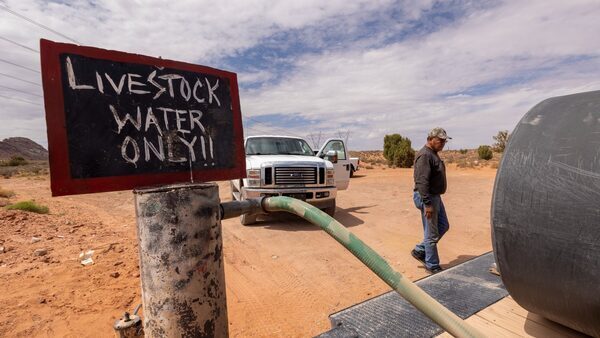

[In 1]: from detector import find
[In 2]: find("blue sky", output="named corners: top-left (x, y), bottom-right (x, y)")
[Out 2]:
top-left (1, 0), bottom-right (600, 150)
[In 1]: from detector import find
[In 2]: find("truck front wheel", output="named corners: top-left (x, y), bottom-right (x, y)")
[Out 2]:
top-left (322, 199), bottom-right (336, 217)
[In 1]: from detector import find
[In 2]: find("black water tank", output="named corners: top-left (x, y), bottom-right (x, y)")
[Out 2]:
top-left (492, 90), bottom-right (600, 337)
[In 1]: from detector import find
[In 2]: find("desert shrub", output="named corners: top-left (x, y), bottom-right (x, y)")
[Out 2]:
top-left (8, 156), bottom-right (28, 166)
top-left (383, 134), bottom-right (415, 168)
top-left (492, 130), bottom-right (510, 152)
top-left (456, 159), bottom-right (475, 168)
top-left (0, 168), bottom-right (15, 178)
top-left (478, 145), bottom-right (493, 160)
top-left (365, 165), bottom-right (374, 169)
top-left (459, 149), bottom-right (468, 154)
top-left (1, 156), bottom-right (28, 167)
top-left (5, 200), bottom-right (49, 214)
top-left (0, 160), bottom-right (49, 178)
top-left (372, 158), bottom-right (387, 165)
top-left (0, 188), bottom-right (15, 198)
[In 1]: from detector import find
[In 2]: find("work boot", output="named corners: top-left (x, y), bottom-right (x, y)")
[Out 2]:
top-left (425, 266), bottom-right (443, 274)
top-left (411, 249), bottom-right (425, 265)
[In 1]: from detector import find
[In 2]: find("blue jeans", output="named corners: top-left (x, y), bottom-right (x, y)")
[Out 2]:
top-left (413, 191), bottom-right (450, 269)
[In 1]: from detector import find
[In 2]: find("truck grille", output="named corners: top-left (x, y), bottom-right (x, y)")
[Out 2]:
top-left (274, 167), bottom-right (317, 185)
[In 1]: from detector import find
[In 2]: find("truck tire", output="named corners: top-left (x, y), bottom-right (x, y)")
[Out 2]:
top-left (322, 199), bottom-right (336, 217)
top-left (350, 166), bottom-right (355, 178)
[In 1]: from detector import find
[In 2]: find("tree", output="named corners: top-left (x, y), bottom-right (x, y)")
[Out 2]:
top-left (307, 132), bottom-right (323, 149)
top-left (492, 130), bottom-right (509, 153)
top-left (336, 129), bottom-right (350, 147)
top-left (478, 145), bottom-right (493, 160)
top-left (383, 134), bottom-right (415, 168)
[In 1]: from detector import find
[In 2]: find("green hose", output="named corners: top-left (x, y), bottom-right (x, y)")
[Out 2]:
top-left (262, 196), bottom-right (486, 338)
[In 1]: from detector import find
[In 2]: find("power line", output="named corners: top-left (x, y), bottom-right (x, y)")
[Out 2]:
top-left (0, 4), bottom-right (81, 44)
top-left (0, 57), bottom-right (40, 73)
top-left (0, 84), bottom-right (42, 97)
top-left (0, 35), bottom-right (39, 53)
top-left (0, 93), bottom-right (42, 106)
top-left (243, 125), bottom-right (273, 136)
top-left (244, 116), bottom-right (303, 138)
top-left (0, 72), bottom-right (40, 86)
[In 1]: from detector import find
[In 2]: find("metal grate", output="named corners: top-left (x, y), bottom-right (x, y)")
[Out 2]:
top-left (275, 167), bottom-right (317, 185)
top-left (317, 252), bottom-right (507, 338)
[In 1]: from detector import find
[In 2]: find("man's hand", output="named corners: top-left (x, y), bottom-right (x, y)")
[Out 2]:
top-left (424, 205), bottom-right (433, 219)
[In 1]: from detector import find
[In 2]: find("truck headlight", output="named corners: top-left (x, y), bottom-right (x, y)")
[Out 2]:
top-left (247, 169), bottom-right (261, 187)
top-left (326, 168), bottom-right (335, 186)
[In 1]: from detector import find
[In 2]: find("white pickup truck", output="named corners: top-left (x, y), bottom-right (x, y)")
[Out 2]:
top-left (230, 135), bottom-right (351, 225)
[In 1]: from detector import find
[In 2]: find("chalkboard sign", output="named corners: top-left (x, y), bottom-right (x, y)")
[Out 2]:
top-left (40, 39), bottom-right (245, 196)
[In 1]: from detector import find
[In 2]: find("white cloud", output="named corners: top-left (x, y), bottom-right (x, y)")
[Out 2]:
top-left (237, 70), bottom-right (275, 86)
top-left (241, 0), bottom-right (600, 149)
top-left (1, 0), bottom-right (599, 150)
top-left (0, 0), bottom-right (396, 146)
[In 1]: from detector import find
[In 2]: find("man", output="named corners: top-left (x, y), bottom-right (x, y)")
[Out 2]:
top-left (411, 127), bottom-right (451, 274)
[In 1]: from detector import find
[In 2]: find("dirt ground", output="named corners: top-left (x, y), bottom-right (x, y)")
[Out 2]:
top-left (0, 165), bottom-right (497, 337)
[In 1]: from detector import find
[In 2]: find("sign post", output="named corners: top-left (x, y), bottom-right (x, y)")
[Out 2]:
top-left (40, 39), bottom-right (244, 337)
top-left (134, 183), bottom-right (226, 337)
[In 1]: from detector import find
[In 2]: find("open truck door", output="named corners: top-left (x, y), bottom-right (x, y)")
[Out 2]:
top-left (317, 138), bottom-right (350, 190)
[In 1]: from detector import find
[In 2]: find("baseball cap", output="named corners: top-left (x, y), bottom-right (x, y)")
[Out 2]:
top-left (428, 127), bottom-right (452, 140)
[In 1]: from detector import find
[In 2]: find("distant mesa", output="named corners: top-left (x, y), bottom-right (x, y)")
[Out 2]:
top-left (0, 137), bottom-right (48, 160)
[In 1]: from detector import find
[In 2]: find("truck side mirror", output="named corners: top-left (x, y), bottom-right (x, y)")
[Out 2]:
top-left (325, 150), bottom-right (338, 163)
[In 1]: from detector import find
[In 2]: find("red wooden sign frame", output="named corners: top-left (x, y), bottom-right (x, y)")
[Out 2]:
top-left (40, 39), bottom-right (245, 196)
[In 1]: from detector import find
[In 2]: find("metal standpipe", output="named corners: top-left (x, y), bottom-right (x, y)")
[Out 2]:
top-left (134, 183), bottom-right (228, 338)
top-left (220, 197), bottom-right (485, 338)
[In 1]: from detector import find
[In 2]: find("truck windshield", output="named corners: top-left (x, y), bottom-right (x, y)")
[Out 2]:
top-left (246, 137), bottom-right (314, 156)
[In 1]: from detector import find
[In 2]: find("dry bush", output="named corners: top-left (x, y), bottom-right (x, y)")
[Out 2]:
top-left (443, 149), bottom-right (502, 169)
top-left (0, 188), bottom-right (15, 198)
top-left (0, 156), bottom-right (28, 167)
top-left (0, 167), bottom-right (16, 178)
top-left (349, 151), bottom-right (387, 165)
top-left (456, 159), bottom-right (476, 168)
top-left (350, 149), bottom-right (501, 170)
top-left (0, 160), bottom-right (49, 178)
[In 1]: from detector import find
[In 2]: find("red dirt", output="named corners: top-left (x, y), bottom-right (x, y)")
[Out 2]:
top-left (0, 165), bottom-right (497, 337)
